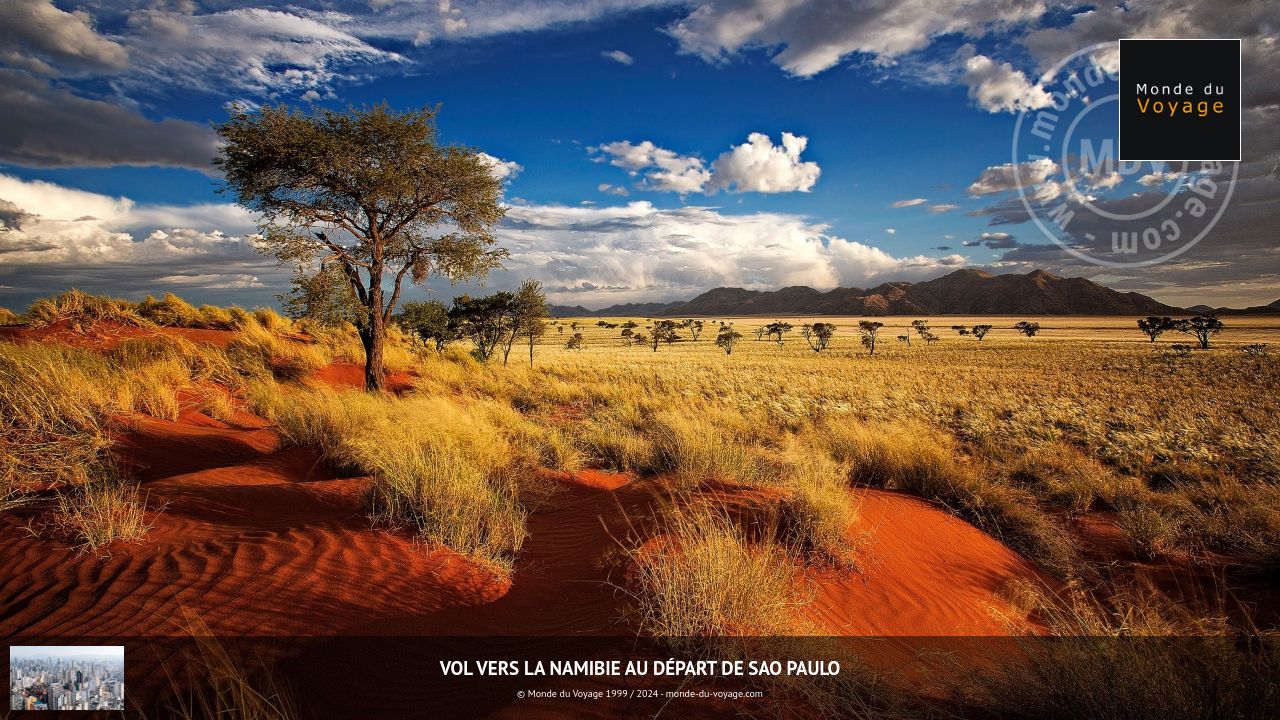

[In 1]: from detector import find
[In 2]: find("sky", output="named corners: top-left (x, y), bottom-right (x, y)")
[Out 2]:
top-left (10, 645), bottom-right (124, 660)
top-left (0, 1), bottom-right (1277, 310)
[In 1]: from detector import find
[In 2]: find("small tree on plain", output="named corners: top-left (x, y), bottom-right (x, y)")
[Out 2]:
top-left (1137, 316), bottom-right (1175, 342)
top-left (911, 319), bottom-right (930, 341)
top-left (800, 322), bottom-right (836, 352)
top-left (952, 324), bottom-right (970, 336)
top-left (565, 332), bottom-right (584, 350)
top-left (1175, 314), bottom-right (1224, 349)
top-left (449, 292), bottom-right (514, 362)
top-left (754, 326), bottom-right (767, 342)
top-left (688, 320), bottom-right (704, 341)
top-left (858, 320), bottom-right (883, 355)
top-left (503, 279), bottom-right (548, 366)
top-left (923, 331), bottom-right (939, 345)
top-left (972, 324), bottom-right (993, 341)
top-left (764, 321), bottom-right (793, 347)
top-left (1014, 321), bottom-right (1041, 337)
top-left (650, 320), bottom-right (679, 351)
top-left (397, 299), bottom-right (454, 350)
top-left (715, 325), bottom-right (743, 355)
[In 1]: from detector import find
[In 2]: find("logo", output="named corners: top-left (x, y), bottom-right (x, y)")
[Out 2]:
top-left (1011, 42), bottom-right (1238, 268)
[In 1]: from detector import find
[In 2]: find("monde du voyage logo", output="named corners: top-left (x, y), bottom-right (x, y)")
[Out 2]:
top-left (1011, 39), bottom-right (1241, 268)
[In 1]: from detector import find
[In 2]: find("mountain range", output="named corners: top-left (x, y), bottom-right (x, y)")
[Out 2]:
top-left (550, 269), bottom-right (1244, 317)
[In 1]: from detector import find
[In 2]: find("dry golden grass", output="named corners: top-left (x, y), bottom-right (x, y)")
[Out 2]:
top-left (49, 473), bottom-right (155, 554)
top-left (963, 579), bottom-right (1280, 720)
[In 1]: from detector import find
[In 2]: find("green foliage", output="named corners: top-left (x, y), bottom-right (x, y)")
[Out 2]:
top-left (800, 322), bottom-right (836, 352)
top-left (397, 300), bottom-right (455, 350)
top-left (1015, 320), bottom-right (1041, 337)
top-left (857, 320), bottom-right (883, 354)
top-left (715, 325), bottom-right (743, 355)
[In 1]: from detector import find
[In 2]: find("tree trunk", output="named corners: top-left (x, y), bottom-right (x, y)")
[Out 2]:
top-left (363, 287), bottom-right (387, 392)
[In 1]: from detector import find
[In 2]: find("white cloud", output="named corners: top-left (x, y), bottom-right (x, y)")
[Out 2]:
top-left (928, 203), bottom-right (960, 213)
top-left (666, 0), bottom-right (1046, 78)
top-left (709, 132), bottom-right (820, 193)
top-left (960, 52), bottom-right (1053, 114)
top-left (885, 228), bottom-right (896, 234)
top-left (967, 158), bottom-right (1059, 196)
top-left (118, 7), bottom-right (403, 98)
top-left (496, 201), bottom-right (967, 305)
top-left (591, 140), bottom-right (711, 194)
top-left (477, 152), bottom-right (522, 181)
top-left (891, 198), bottom-right (927, 208)
top-left (0, 0), bottom-right (128, 75)
top-left (594, 132), bottom-right (820, 194)
top-left (597, 183), bottom-right (629, 196)
top-left (601, 49), bottom-right (634, 65)
top-left (0, 175), bottom-right (271, 302)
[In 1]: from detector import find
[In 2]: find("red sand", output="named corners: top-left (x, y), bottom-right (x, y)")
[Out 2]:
top-left (310, 361), bottom-right (416, 394)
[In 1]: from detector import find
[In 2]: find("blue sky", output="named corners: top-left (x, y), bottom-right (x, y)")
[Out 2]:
top-left (0, 1), bottom-right (1277, 310)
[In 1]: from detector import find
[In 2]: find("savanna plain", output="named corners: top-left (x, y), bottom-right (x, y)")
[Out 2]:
top-left (1, 291), bottom-right (1278, 719)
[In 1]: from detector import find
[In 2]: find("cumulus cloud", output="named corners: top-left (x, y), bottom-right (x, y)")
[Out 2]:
top-left (477, 152), bottom-right (523, 181)
top-left (709, 132), bottom-right (820, 193)
top-left (597, 183), bottom-right (629, 196)
top-left (593, 132), bottom-right (819, 194)
top-left (967, 158), bottom-right (1059, 196)
top-left (591, 140), bottom-right (711, 194)
top-left (891, 198), bottom-right (927, 208)
top-left (666, 0), bottom-right (1046, 78)
top-left (496, 200), bottom-right (969, 305)
top-left (960, 51), bottom-right (1053, 113)
top-left (0, 0), bottom-right (128, 75)
top-left (601, 49), bottom-right (634, 65)
top-left (0, 174), bottom-right (274, 307)
top-left (0, 70), bottom-right (219, 170)
top-left (978, 231), bottom-right (1016, 248)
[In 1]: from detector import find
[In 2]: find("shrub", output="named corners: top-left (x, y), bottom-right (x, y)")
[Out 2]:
top-left (260, 389), bottom-right (529, 571)
top-left (0, 342), bottom-right (112, 495)
top-left (25, 289), bottom-right (148, 330)
top-left (0, 307), bottom-right (20, 326)
top-left (137, 293), bottom-right (204, 328)
top-left (627, 507), bottom-right (808, 638)
top-left (50, 473), bottom-right (154, 553)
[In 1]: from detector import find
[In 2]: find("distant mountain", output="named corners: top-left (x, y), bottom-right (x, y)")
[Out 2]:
top-left (631, 270), bottom-right (1181, 317)
top-left (549, 270), bottom-right (1186, 317)
top-left (1190, 299), bottom-right (1280, 316)
top-left (549, 300), bottom-right (684, 318)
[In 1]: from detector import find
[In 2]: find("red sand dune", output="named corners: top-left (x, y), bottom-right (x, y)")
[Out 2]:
top-left (0, 320), bottom-right (239, 350)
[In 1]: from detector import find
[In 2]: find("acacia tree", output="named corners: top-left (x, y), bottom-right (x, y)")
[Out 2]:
top-left (1137, 316), bottom-right (1174, 342)
top-left (397, 299), bottom-right (454, 350)
top-left (217, 104), bottom-right (507, 391)
top-left (911, 319), bottom-right (930, 341)
top-left (688, 320), bottom-right (704, 341)
top-left (764, 321), bottom-right (793, 346)
top-left (858, 320), bottom-right (883, 355)
top-left (972, 324), bottom-right (993, 341)
top-left (449, 293), bottom-right (514, 361)
top-left (1014, 321), bottom-right (1041, 337)
top-left (716, 325), bottom-right (743, 355)
top-left (500, 279), bottom-right (548, 366)
top-left (800, 322), bottom-right (836, 352)
top-left (650, 320), bottom-right (679, 351)
top-left (1176, 315), bottom-right (1224, 349)
top-left (515, 281), bottom-right (549, 366)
